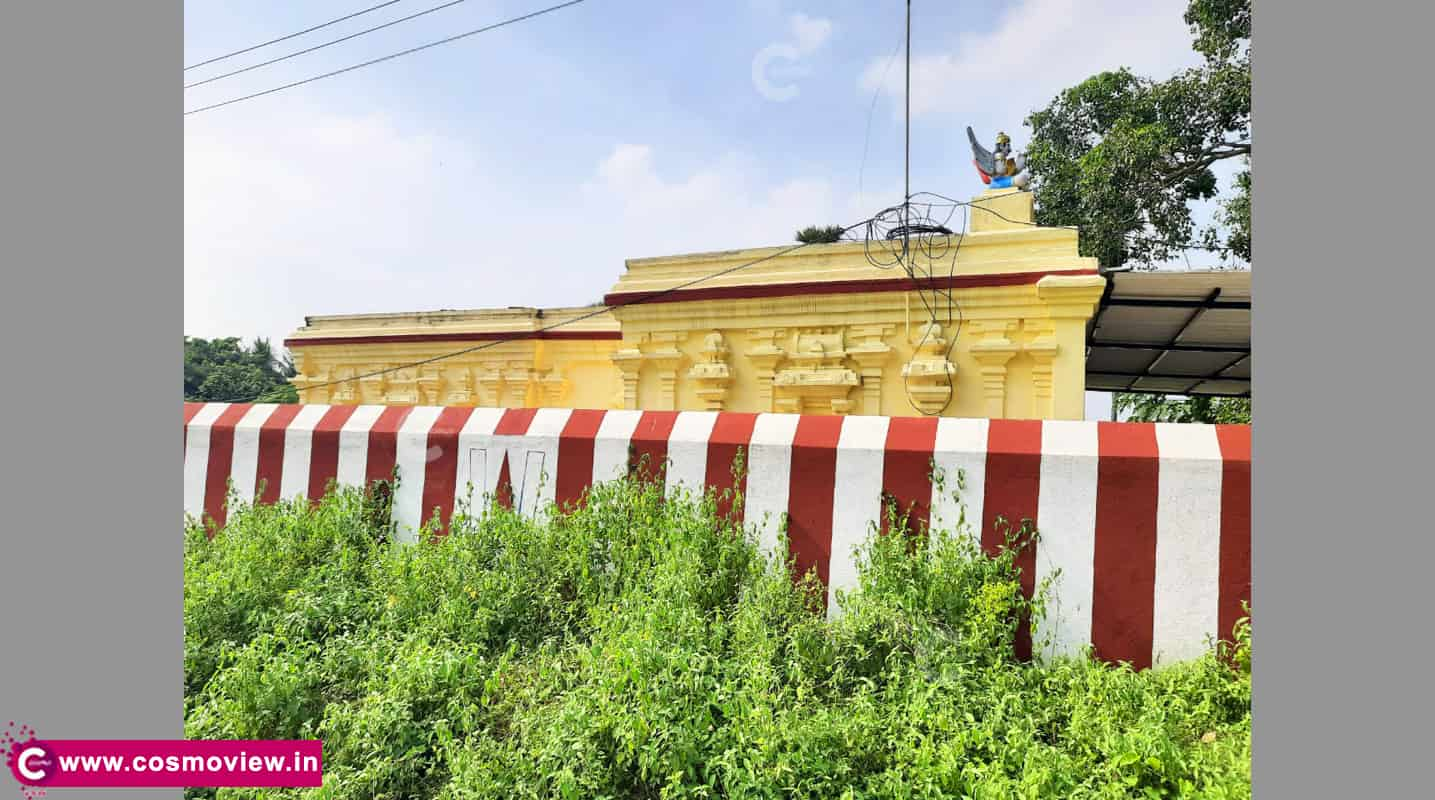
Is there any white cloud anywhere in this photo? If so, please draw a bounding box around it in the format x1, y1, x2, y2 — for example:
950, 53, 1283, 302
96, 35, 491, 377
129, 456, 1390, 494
185, 105, 867, 350
858, 0, 1201, 125
752, 12, 835, 102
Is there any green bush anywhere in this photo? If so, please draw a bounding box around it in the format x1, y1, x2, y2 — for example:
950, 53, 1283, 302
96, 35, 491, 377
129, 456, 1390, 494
185, 472, 1251, 800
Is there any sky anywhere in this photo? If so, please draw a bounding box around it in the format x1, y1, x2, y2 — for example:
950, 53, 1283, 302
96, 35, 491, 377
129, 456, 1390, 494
183, 0, 1230, 420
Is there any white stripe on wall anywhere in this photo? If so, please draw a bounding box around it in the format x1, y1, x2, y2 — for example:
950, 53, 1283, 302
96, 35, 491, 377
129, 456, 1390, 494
1034, 420, 1100, 661
228, 404, 279, 505
929, 417, 989, 546
665, 411, 720, 501
518, 408, 574, 519
391, 406, 445, 542
335, 405, 386, 488
1153, 423, 1224, 666
827, 415, 892, 616
279, 404, 330, 501
592, 410, 643, 484
743, 413, 801, 560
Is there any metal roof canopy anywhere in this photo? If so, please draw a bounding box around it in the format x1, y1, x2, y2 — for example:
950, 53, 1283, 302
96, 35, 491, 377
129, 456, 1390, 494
1085, 269, 1251, 397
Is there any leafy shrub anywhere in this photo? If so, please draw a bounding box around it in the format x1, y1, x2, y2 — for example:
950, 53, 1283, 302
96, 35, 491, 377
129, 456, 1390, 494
185, 472, 1251, 800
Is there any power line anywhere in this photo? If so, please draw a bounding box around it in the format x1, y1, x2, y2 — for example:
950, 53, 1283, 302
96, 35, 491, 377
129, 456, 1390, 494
185, 0, 473, 91
184, 0, 407, 71
184, 0, 588, 117
296, 215, 876, 393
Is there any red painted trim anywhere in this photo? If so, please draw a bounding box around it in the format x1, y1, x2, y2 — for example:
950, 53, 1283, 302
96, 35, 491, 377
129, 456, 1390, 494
882, 417, 939, 537
284, 330, 621, 348
629, 411, 681, 485
1216, 425, 1252, 643
364, 407, 414, 486
1092, 422, 1160, 670
255, 404, 304, 505
602, 268, 1097, 307
421, 407, 476, 538
202, 404, 253, 533
555, 409, 607, 511
705, 412, 759, 525
307, 405, 359, 502
982, 419, 1044, 661
787, 416, 844, 589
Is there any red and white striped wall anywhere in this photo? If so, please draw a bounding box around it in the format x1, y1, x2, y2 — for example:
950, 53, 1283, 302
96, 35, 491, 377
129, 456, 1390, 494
183, 402, 1250, 669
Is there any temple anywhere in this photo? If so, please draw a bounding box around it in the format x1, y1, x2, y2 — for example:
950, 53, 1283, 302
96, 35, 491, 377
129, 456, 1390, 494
285, 189, 1113, 420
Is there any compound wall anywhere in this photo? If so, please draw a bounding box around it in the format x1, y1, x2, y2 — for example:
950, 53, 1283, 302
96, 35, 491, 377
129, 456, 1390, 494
183, 402, 1250, 670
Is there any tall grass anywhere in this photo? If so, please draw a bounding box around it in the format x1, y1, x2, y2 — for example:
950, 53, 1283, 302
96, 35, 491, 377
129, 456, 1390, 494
184, 473, 1250, 800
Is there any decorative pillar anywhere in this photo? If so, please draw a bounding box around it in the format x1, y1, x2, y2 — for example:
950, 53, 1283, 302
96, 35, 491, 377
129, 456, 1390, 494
969, 322, 1020, 418
443, 365, 476, 406
539, 369, 568, 407
647, 332, 685, 411
504, 365, 531, 408
417, 365, 443, 406
745, 328, 786, 412
847, 324, 894, 415
1023, 322, 1060, 420
476, 364, 504, 407
611, 346, 644, 410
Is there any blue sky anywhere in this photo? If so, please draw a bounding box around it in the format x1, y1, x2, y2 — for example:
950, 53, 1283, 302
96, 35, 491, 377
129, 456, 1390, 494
184, 0, 1224, 418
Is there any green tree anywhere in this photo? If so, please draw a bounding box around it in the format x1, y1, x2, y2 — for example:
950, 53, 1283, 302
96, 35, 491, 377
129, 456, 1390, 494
795, 224, 846, 244
1024, 0, 1251, 269
1115, 393, 1251, 424
184, 336, 298, 403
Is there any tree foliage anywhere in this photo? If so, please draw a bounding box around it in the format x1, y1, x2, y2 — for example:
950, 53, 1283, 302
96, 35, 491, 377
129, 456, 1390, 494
795, 224, 847, 244
1115, 393, 1251, 424
185, 336, 298, 403
1024, 0, 1251, 269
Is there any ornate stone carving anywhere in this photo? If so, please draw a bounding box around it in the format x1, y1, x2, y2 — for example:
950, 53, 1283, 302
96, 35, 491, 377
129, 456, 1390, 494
773, 329, 860, 415
900, 321, 957, 416
538, 369, 568, 407
416, 365, 443, 406
442, 366, 475, 406
476, 364, 504, 407
687, 331, 733, 411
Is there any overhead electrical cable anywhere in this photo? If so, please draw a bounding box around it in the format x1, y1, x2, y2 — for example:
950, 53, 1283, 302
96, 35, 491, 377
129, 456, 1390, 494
184, 0, 588, 116
185, 0, 474, 90
184, 0, 407, 71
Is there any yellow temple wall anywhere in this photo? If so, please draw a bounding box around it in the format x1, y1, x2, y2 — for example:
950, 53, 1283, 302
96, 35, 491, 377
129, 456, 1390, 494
286, 190, 1106, 420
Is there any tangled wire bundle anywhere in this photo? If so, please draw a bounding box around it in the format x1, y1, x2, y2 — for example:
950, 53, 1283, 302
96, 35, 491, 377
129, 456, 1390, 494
861, 194, 972, 415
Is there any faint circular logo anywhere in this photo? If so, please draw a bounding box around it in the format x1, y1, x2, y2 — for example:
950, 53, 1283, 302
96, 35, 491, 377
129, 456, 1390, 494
12, 741, 57, 785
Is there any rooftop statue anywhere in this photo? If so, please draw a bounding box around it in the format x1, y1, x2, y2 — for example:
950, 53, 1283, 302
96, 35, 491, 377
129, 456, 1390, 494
967, 127, 1030, 190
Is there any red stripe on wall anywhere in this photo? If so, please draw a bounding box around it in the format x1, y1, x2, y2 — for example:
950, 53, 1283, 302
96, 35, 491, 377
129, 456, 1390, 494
420, 407, 477, 538
307, 405, 360, 502
254, 404, 304, 505
183, 402, 204, 454
364, 407, 415, 486
202, 404, 254, 533
1215, 424, 1252, 643
1092, 422, 1161, 670
629, 411, 681, 484
881, 417, 939, 536
494, 407, 539, 436
787, 415, 844, 587
982, 419, 1044, 660
705, 412, 759, 524
555, 409, 607, 511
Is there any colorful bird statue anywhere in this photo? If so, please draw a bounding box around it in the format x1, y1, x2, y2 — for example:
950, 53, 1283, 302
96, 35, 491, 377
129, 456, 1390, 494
967, 127, 1030, 190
